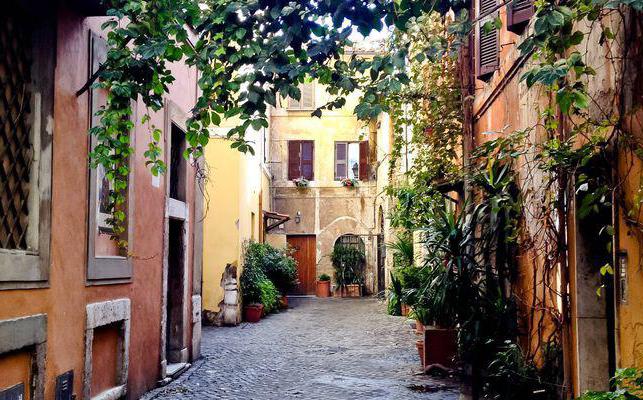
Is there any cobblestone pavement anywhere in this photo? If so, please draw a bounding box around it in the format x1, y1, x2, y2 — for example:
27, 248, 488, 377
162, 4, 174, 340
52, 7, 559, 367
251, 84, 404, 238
142, 297, 460, 400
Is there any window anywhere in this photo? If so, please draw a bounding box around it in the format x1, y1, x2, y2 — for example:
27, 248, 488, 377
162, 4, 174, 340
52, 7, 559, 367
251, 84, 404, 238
335, 234, 365, 253
507, 0, 534, 32
477, 0, 500, 79
287, 140, 314, 181
87, 32, 133, 281
287, 83, 314, 110
335, 141, 369, 181
169, 123, 187, 201
0, 7, 55, 287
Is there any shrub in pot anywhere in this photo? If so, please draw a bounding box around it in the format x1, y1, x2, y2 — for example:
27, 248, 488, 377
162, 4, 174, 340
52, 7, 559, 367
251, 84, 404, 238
316, 273, 331, 297
331, 244, 365, 297
261, 245, 298, 308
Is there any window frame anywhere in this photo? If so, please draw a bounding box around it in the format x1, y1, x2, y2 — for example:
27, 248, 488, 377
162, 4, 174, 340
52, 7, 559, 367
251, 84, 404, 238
287, 140, 315, 181
334, 141, 369, 181
506, 0, 534, 33
86, 32, 135, 283
0, 10, 55, 289
287, 83, 315, 111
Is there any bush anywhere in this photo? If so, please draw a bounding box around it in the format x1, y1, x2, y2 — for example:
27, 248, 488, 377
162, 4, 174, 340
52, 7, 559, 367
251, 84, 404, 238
318, 273, 331, 281
240, 241, 298, 312
331, 245, 365, 286
262, 245, 298, 293
258, 278, 280, 314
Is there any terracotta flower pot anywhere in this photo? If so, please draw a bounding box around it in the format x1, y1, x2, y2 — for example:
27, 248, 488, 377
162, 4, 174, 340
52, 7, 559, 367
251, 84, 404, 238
316, 280, 331, 297
345, 284, 361, 297
278, 295, 288, 309
415, 320, 425, 335
423, 327, 457, 368
401, 303, 411, 316
243, 304, 263, 323
415, 339, 425, 367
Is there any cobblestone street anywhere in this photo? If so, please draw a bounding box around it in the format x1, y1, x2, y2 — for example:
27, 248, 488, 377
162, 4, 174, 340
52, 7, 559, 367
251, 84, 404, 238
143, 297, 460, 400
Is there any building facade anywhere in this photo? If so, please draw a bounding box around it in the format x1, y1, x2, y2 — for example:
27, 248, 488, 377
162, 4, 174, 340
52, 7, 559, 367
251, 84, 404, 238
201, 122, 272, 325
462, 0, 642, 396
268, 80, 390, 295
0, 2, 203, 398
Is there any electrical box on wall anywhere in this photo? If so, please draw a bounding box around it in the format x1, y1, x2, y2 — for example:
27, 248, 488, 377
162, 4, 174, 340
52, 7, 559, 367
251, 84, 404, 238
55, 370, 74, 400
0, 383, 25, 400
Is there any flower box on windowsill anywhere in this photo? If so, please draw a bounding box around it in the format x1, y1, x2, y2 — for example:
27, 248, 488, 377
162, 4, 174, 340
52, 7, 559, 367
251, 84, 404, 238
340, 178, 358, 188
293, 177, 309, 188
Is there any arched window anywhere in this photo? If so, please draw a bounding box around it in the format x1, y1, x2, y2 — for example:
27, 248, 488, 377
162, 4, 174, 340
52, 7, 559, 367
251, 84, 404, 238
335, 234, 365, 252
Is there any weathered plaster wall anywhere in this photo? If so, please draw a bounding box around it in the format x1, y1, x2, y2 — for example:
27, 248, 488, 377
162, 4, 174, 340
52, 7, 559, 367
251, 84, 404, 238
201, 124, 271, 318
469, 3, 642, 396
269, 84, 384, 294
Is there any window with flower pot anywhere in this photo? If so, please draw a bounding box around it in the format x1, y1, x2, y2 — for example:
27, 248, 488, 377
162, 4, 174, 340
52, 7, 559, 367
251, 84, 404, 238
335, 141, 369, 181
287, 140, 314, 181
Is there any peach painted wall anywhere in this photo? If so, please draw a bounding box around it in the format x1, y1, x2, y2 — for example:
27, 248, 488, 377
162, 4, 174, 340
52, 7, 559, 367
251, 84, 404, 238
0, 6, 199, 399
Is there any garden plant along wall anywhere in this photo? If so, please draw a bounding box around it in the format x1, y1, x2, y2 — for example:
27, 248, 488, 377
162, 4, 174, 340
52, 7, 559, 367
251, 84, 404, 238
76, 0, 643, 398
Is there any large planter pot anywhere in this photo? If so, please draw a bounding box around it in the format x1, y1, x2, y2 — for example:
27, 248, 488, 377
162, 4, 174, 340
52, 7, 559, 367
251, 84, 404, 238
316, 280, 331, 297
423, 327, 457, 368
278, 295, 288, 309
415, 339, 425, 367
243, 304, 264, 323
342, 284, 362, 298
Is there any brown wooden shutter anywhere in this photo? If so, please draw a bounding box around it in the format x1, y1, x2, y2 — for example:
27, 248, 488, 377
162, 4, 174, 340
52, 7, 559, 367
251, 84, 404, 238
288, 141, 301, 180
301, 141, 314, 180
335, 142, 347, 179
359, 141, 369, 181
507, 0, 534, 32
477, 0, 499, 78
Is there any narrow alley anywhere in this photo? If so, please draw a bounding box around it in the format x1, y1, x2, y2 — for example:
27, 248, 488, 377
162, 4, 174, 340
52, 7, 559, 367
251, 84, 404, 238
143, 298, 460, 400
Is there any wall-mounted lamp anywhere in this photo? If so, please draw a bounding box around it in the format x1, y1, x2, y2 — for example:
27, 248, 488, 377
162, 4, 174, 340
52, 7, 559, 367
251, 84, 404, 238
618, 251, 628, 304
295, 211, 302, 224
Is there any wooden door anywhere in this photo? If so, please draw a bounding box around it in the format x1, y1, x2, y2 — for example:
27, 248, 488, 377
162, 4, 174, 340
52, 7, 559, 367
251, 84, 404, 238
287, 235, 316, 295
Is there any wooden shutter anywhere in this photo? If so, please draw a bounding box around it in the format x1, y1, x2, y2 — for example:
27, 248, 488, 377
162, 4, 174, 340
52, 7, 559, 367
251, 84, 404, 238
335, 142, 347, 179
478, 0, 499, 78
300, 84, 314, 109
359, 141, 369, 181
288, 141, 301, 180
507, 0, 534, 32
301, 141, 314, 180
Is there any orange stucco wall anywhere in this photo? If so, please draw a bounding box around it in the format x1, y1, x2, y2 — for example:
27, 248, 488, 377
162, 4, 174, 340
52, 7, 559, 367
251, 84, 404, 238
469, 3, 643, 397
0, 6, 199, 399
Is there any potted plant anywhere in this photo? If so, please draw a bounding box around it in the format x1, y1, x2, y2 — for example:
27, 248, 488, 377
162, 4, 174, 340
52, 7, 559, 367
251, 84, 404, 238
293, 176, 309, 188
262, 245, 298, 309
331, 244, 365, 297
340, 177, 358, 187
316, 273, 331, 297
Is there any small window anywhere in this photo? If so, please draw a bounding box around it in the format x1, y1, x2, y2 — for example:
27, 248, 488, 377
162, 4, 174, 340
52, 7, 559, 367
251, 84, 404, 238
169, 123, 187, 202
335, 141, 369, 181
287, 83, 315, 110
335, 234, 365, 252
287, 140, 314, 181
477, 0, 500, 79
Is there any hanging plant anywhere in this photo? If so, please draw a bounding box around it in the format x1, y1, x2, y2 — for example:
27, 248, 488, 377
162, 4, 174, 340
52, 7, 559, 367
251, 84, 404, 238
293, 177, 309, 188
340, 178, 359, 187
